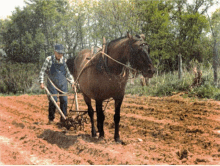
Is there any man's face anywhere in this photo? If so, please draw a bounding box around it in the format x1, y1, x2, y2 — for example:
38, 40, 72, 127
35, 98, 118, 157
54, 51, 63, 60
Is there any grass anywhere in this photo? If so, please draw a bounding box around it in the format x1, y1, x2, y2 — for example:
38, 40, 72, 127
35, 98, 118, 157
125, 65, 220, 100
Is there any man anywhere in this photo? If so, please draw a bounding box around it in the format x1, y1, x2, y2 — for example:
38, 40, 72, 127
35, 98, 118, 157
39, 44, 74, 124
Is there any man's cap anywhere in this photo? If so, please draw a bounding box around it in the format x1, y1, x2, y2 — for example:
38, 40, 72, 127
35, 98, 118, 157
54, 44, 65, 54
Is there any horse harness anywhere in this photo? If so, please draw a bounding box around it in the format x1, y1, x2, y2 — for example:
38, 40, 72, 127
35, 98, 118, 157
96, 41, 137, 78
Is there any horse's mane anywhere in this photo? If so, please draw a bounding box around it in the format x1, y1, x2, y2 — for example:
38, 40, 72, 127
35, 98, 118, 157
107, 36, 127, 48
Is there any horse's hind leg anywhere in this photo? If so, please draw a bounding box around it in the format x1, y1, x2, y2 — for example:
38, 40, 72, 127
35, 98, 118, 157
114, 98, 123, 142
96, 100, 105, 138
83, 94, 96, 137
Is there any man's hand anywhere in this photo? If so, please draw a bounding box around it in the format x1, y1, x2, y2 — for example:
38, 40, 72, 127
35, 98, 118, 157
40, 83, 45, 89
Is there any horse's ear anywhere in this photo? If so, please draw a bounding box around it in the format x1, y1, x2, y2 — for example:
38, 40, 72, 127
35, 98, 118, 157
140, 34, 145, 40
127, 32, 132, 39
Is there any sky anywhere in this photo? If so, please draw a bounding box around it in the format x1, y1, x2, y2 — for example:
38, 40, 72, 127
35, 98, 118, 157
0, 0, 219, 20
0, 0, 26, 19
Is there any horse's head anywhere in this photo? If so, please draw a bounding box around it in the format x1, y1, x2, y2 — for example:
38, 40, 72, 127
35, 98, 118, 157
128, 33, 156, 78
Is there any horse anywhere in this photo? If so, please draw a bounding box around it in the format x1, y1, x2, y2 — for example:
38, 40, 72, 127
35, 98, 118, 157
69, 33, 155, 143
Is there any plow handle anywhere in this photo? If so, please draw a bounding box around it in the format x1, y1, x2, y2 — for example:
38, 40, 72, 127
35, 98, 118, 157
74, 86, 79, 114
44, 87, 66, 120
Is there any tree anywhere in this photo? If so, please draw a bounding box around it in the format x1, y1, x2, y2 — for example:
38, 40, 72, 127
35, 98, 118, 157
88, 0, 141, 44
59, 0, 87, 55
137, 0, 214, 72
3, 5, 46, 63
0, 19, 6, 48
3, 0, 67, 63
207, 8, 220, 85
27, 0, 62, 54
137, 0, 174, 71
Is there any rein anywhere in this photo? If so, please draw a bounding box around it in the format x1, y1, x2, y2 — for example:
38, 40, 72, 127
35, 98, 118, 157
47, 77, 71, 94
100, 51, 137, 72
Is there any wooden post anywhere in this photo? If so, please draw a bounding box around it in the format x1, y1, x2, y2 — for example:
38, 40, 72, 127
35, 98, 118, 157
178, 53, 182, 79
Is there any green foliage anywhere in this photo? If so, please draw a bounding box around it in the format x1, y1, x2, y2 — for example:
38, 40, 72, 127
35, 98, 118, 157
189, 68, 220, 99
211, 8, 220, 38
137, 0, 212, 71
214, 93, 220, 100
126, 65, 220, 100
192, 83, 216, 98
2, 0, 71, 63
0, 62, 40, 94
84, 0, 141, 43
138, 0, 173, 69
126, 71, 192, 96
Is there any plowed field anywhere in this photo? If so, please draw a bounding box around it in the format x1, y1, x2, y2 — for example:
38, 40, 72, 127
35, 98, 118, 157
1, 93, 220, 165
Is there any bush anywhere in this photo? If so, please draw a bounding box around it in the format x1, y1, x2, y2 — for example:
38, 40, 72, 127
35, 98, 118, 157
192, 83, 216, 98
0, 62, 40, 94
125, 65, 220, 100
126, 71, 193, 97
214, 93, 220, 100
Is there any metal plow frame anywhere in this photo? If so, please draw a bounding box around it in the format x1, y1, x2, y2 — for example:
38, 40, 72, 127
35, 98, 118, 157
44, 86, 88, 130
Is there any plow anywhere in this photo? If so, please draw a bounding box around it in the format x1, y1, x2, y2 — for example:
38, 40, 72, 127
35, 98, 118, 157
44, 85, 112, 130
44, 86, 89, 130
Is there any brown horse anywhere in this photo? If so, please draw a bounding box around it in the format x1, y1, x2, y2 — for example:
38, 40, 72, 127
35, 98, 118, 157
70, 33, 155, 142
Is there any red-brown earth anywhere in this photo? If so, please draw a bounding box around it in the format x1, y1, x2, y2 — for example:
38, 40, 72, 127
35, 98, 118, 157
0, 93, 220, 165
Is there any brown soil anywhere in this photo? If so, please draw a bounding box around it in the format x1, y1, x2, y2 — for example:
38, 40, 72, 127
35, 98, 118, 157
1, 93, 220, 165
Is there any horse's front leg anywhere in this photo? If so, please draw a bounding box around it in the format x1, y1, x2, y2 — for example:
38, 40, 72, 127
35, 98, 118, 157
114, 98, 123, 142
83, 94, 96, 137
96, 100, 105, 138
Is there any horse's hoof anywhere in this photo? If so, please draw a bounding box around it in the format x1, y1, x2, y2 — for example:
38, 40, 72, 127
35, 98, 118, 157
115, 138, 126, 145
99, 131, 104, 138
92, 131, 97, 137
92, 133, 97, 137
99, 135, 104, 140
99, 133, 104, 139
